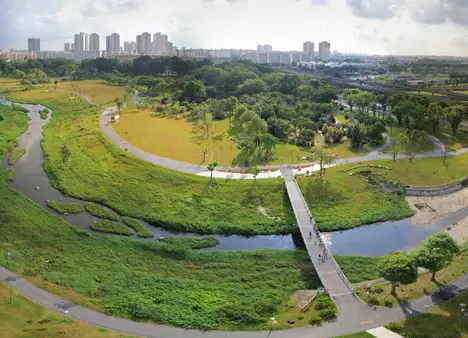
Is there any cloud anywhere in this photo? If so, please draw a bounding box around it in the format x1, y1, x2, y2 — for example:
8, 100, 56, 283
201, 0, 247, 3
410, 0, 468, 26
346, 0, 403, 20
310, 0, 328, 5
354, 25, 390, 43
81, 0, 147, 17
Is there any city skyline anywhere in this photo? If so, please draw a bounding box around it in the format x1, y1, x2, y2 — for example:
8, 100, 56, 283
2, 0, 468, 56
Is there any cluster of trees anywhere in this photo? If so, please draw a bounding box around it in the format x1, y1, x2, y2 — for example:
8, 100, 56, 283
0, 58, 77, 78
378, 232, 459, 294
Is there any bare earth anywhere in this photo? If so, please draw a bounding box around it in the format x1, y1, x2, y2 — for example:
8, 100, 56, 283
406, 188, 468, 243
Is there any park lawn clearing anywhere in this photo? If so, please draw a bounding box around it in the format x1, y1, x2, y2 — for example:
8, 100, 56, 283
8, 89, 295, 236
0, 282, 132, 338
8, 148, 26, 165
386, 290, 468, 338
296, 167, 414, 231
90, 219, 134, 236
85, 203, 120, 221
47, 200, 84, 214
57, 80, 126, 106
355, 244, 468, 307
385, 127, 434, 153
6, 168, 15, 181
122, 216, 154, 238
0, 78, 23, 92
433, 128, 468, 152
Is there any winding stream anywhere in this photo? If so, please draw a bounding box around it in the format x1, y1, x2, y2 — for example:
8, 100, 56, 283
3, 99, 468, 256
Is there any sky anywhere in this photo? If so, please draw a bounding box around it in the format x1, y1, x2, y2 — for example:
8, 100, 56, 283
1, 0, 468, 56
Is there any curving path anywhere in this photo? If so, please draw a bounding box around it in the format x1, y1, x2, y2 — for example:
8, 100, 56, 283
2, 265, 467, 338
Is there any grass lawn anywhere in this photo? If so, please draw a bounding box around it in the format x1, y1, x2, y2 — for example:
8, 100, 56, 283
0, 78, 22, 92
335, 332, 375, 338
385, 127, 434, 153
113, 108, 375, 167
7, 89, 295, 236
387, 290, 468, 338
433, 128, 468, 152
296, 167, 414, 231
408, 91, 446, 97
334, 113, 349, 124
0, 282, 133, 338
356, 244, 468, 307
56, 80, 126, 107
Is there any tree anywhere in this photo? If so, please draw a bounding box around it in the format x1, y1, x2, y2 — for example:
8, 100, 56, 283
347, 125, 367, 149
347, 92, 376, 118
114, 98, 123, 113
392, 100, 412, 126
444, 104, 468, 136
309, 147, 335, 177
60, 145, 71, 167
388, 134, 405, 162
403, 129, 428, 163
181, 80, 207, 103
378, 252, 418, 295
11, 69, 26, 79
415, 232, 459, 281
366, 121, 386, 146
246, 115, 268, 135
207, 162, 218, 183
250, 167, 260, 188
237, 78, 269, 94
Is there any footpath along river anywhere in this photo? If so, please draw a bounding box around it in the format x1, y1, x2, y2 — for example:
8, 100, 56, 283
3, 98, 468, 255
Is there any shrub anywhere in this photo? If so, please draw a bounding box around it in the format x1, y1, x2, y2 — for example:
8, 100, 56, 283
47, 201, 84, 214
6, 168, 15, 181
90, 220, 133, 236
11, 103, 29, 113
368, 296, 380, 305
216, 304, 262, 325
371, 284, 385, 293
122, 216, 154, 238
319, 304, 338, 321
383, 298, 393, 307
252, 299, 281, 319
309, 315, 323, 325
85, 203, 120, 221
386, 322, 403, 332
407, 332, 426, 338
158, 237, 220, 249
8, 148, 26, 165
39, 109, 48, 119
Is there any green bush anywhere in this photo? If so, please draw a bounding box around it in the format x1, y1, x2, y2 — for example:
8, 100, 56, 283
122, 216, 154, 238
159, 237, 220, 249
39, 109, 48, 119
11, 103, 28, 113
216, 304, 262, 325
8, 148, 26, 165
309, 315, 323, 325
371, 284, 385, 293
47, 201, 84, 214
383, 298, 393, 307
6, 168, 15, 181
85, 203, 120, 221
90, 220, 133, 236
252, 299, 282, 319
319, 304, 338, 321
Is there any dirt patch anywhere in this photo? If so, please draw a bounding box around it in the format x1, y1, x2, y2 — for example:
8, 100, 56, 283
447, 216, 468, 244
407, 187, 468, 226
292, 290, 317, 309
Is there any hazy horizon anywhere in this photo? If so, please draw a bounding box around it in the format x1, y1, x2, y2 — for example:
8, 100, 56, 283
1, 0, 468, 56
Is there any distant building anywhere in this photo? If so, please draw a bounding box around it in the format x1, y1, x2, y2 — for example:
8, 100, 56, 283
0, 52, 36, 61
263, 44, 272, 53
37, 51, 74, 61
136, 32, 151, 54
257, 45, 263, 52
303, 41, 314, 54
124, 41, 131, 52
28, 37, 40, 52
318, 41, 331, 62
153, 32, 168, 53
130, 41, 136, 53
71, 43, 75, 52
106, 33, 120, 53
74, 50, 100, 63
64, 42, 71, 52
89, 33, 100, 51
74, 32, 89, 52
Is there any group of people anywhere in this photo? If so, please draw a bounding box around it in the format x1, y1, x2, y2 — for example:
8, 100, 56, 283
308, 218, 329, 263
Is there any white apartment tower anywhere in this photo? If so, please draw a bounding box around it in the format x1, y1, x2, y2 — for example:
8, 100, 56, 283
106, 33, 120, 53
64, 42, 71, 52
74, 32, 89, 52
318, 41, 331, 62
303, 41, 314, 54
153, 32, 168, 53
263, 44, 272, 52
257, 45, 263, 52
89, 33, 100, 51
136, 32, 151, 54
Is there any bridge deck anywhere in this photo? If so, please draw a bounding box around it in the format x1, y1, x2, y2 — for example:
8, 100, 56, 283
281, 167, 353, 298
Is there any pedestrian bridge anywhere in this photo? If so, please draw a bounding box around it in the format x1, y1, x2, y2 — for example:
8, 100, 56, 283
280, 167, 358, 306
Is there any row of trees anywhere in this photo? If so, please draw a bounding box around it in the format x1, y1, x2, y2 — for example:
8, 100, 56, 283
378, 233, 459, 294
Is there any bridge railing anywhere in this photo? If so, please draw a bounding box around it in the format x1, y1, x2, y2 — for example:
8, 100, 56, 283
289, 171, 355, 293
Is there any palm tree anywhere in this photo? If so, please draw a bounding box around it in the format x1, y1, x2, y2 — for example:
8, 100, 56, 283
207, 162, 218, 183
253, 133, 263, 158
250, 167, 260, 188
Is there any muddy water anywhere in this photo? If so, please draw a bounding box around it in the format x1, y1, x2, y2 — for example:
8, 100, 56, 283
2, 99, 467, 255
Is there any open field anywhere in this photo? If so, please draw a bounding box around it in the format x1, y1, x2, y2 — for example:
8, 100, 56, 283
297, 167, 414, 231
387, 290, 468, 338
113, 108, 377, 166
385, 127, 434, 153
57, 80, 126, 106
433, 128, 468, 152
0, 282, 133, 338
0, 78, 22, 92
8, 89, 296, 235
356, 244, 468, 307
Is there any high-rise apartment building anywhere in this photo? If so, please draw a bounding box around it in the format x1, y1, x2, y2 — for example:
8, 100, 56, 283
318, 41, 331, 62
74, 32, 89, 52
136, 32, 151, 54
106, 33, 120, 53
71, 43, 75, 52
303, 41, 314, 54
257, 45, 263, 52
28, 37, 40, 52
124, 42, 131, 52
64, 42, 71, 52
263, 44, 272, 52
153, 32, 168, 53
90, 33, 100, 51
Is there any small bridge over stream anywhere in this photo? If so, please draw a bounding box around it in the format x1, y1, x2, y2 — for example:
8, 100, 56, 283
280, 167, 362, 310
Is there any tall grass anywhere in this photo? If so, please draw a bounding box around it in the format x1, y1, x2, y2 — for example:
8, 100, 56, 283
8, 148, 26, 165
85, 203, 120, 221
90, 219, 134, 236
159, 237, 220, 249
47, 200, 84, 214
5, 168, 15, 181
122, 216, 154, 238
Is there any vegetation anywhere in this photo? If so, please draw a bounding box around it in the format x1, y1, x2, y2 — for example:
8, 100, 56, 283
297, 166, 413, 231
8, 148, 26, 165
334, 333, 375, 338
0, 282, 131, 338
158, 237, 220, 249
309, 293, 338, 325
58, 80, 126, 106
8, 89, 295, 236
5, 168, 15, 181
46, 200, 84, 214
387, 290, 468, 338
85, 203, 120, 221
334, 256, 382, 283
39, 108, 49, 119
378, 252, 418, 295
90, 219, 134, 236
121, 216, 154, 238
11, 103, 29, 113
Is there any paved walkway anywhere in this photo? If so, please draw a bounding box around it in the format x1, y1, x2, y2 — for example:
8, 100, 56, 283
367, 327, 404, 338
2, 265, 467, 338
